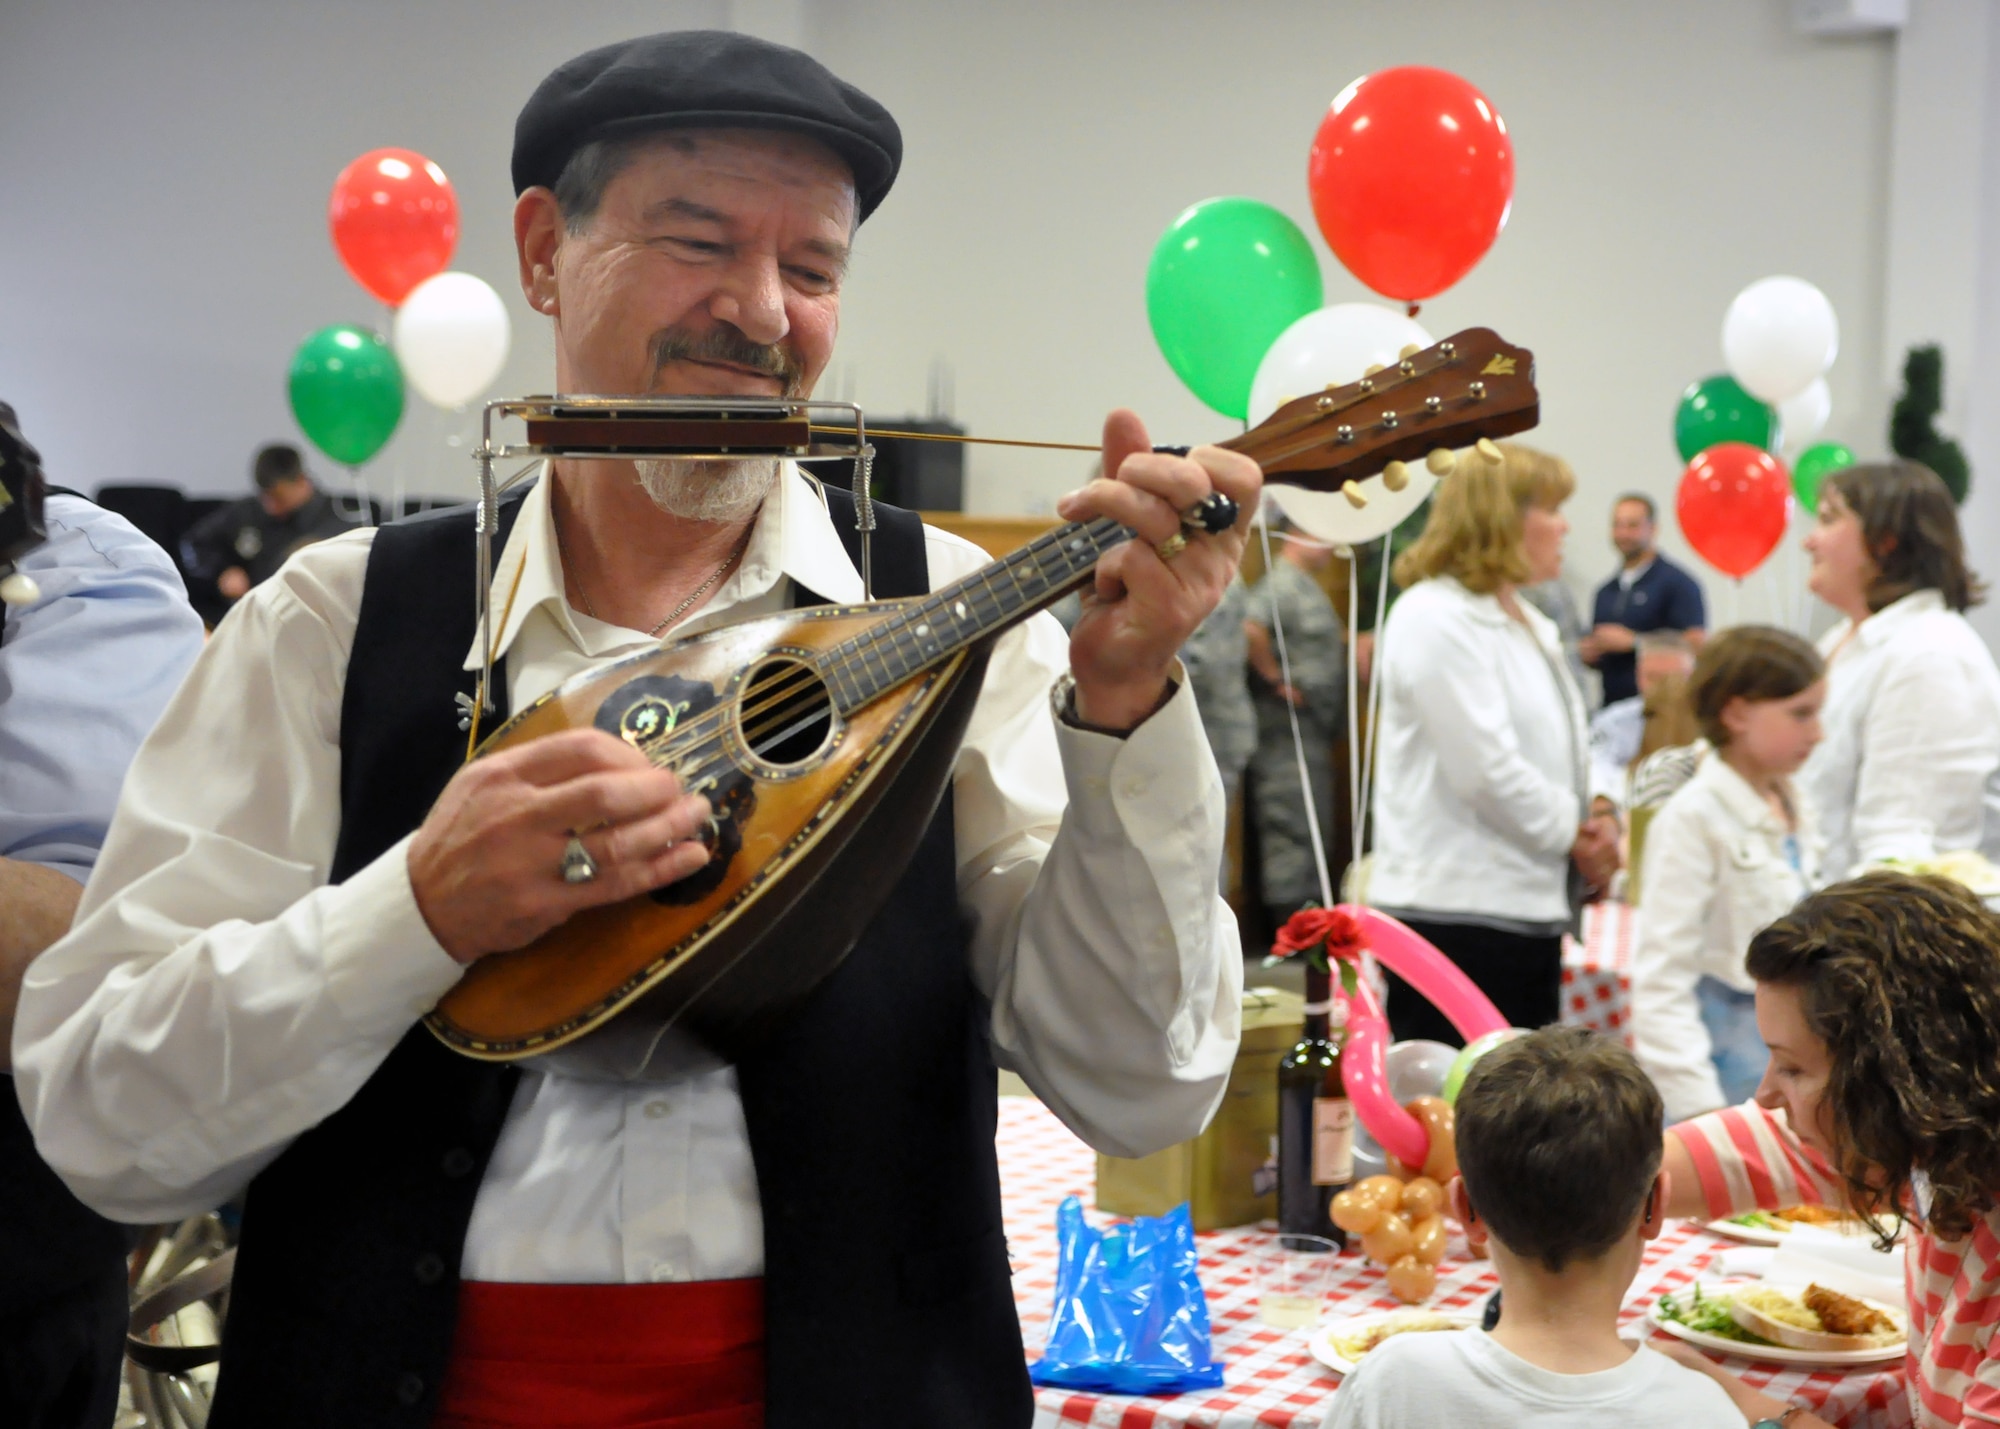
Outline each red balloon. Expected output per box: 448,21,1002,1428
328,148,459,306
1676,443,1792,579
1307,67,1515,303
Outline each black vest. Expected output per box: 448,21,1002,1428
208,487,1033,1429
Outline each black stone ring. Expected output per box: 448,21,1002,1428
1181,491,1240,535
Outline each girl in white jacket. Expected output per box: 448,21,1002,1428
1631,627,1825,1122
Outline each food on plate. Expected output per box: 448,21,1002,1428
1409,1214,1448,1266
1382,1254,1438,1305
1879,849,2000,894
1802,1285,1896,1339
1361,1211,1415,1266
1725,1204,1868,1235
1398,1176,1444,1222
1656,1285,1776,1346
1330,1188,1384,1235
1326,1309,1461,1361
1731,1284,1903,1351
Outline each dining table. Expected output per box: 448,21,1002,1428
1000,1095,1909,1429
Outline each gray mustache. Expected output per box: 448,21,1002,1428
651,328,802,392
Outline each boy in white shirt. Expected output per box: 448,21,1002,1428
1323,1027,1745,1429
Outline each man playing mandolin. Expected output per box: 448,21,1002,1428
17,31,1259,1429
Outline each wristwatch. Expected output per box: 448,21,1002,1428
1751,1406,1807,1428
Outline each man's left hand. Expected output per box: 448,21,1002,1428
1055,409,1261,731
1591,623,1637,655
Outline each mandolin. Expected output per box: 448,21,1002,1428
427,327,1538,1076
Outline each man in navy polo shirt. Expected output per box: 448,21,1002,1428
1581,493,1707,705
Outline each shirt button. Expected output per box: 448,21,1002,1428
413,1253,446,1286
395,1372,425,1407
643,1099,673,1120
440,1148,475,1179
1120,778,1147,800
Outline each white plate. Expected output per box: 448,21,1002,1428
1698,1216,1788,1247
1647,1281,1906,1367
1308,1311,1476,1375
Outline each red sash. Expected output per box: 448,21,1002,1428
433,1278,765,1429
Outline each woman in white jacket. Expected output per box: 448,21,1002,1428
1370,443,1619,1043
1631,627,1825,1122
1799,460,2000,879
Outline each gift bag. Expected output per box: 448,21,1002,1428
1028,1195,1225,1393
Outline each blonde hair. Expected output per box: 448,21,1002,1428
1393,442,1576,594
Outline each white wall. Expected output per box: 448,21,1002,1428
1,0,1904,629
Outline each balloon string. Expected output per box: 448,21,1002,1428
1255,513,1337,911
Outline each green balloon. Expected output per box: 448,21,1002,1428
1792,441,1855,512
1441,1027,1527,1105
1146,197,1323,420
288,324,405,466
1674,373,1777,463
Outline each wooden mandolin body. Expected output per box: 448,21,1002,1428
426,602,991,1075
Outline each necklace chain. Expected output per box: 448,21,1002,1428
554,504,754,638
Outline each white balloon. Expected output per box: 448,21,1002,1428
1249,303,1439,545
1721,275,1838,405
393,272,512,409
1247,303,1434,427
1777,377,1831,452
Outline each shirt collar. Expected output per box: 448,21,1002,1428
1617,555,1655,586
1852,587,1946,651
1698,753,1787,830
459,461,866,672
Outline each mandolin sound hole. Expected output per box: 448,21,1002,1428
737,656,836,768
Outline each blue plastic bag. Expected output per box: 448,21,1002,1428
1028,1195,1225,1393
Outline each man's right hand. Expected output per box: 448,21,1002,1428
407,728,712,964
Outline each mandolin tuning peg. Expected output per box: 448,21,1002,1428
1341,480,1368,509
1425,448,1457,476
1364,363,1385,378
1382,461,1410,492
1476,437,1504,466
1399,344,1421,360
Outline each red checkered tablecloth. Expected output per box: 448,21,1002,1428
1000,1096,1909,1428
1562,900,1634,1042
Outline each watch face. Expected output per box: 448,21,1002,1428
234,526,264,559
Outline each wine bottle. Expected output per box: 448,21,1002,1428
1277,962,1353,1246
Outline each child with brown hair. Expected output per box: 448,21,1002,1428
1323,1027,1738,1427
1631,625,1825,1122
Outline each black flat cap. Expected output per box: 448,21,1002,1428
513,30,901,222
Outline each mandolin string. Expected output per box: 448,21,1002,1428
632,515,1114,765
634,517,1125,783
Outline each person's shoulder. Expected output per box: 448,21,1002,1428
1625,1345,1743,1423
35,494,181,578
1654,553,1705,594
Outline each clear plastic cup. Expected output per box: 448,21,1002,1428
1258,1232,1339,1328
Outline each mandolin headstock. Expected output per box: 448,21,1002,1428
1224,327,1538,491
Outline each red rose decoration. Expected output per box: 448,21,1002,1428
1271,906,1367,969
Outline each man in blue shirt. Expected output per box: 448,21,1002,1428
0,404,205,1429
1581,494,1707,705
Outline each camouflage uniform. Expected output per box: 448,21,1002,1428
1178,576,1256,806
1246,561,1347,915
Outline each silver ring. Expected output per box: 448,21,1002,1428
559,834,599,885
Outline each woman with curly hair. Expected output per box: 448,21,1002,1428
1660,871,2000,1427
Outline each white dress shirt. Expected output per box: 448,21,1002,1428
15,467,1243,1284
1798,589,2000,880
1369,578,1590,930
1630,752,1818,1122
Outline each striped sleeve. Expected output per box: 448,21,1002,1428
1668,1103,1842,1220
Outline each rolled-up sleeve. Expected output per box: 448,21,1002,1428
0,499,205,883
941,540,1241,1158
